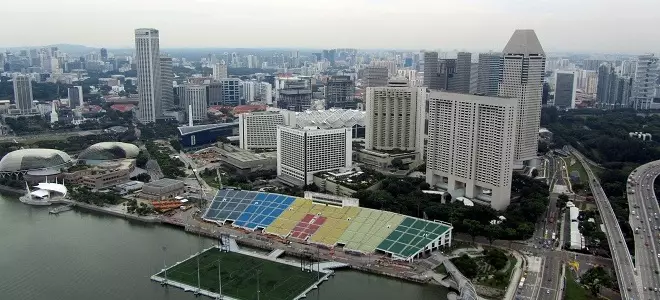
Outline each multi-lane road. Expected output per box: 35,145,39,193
572,149,641,300
628,160,660,299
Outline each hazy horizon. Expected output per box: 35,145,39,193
1,0,658,53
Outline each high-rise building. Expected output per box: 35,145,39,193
477,53,501,96
554,71,577,109
426,91,518,211
241,81,256,103
596,64,614,106
277,126,352,186
257,82,273,104
582,59,603,71
134,28,161,123
453,52,472,93
498,29,546,166
212,63,228,81
182,85,208,122
469,63,479,94
365,78,425,157
100,48,108,62
67,86,84,109
12,74,34,113
220,78,241,106
207,82,222,106
423,51,440,89
440,59,457,91
326,75,355,109
277,80,312,112
363,66,389,88
160,57,174,111
632,54,659,110
239,111,285,150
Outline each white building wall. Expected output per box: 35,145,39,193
426,91,518,211
183,85,207,121
277,126,352,185
212,63,228,81
239,111,285,150
135,28,161,123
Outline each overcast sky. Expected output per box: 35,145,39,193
2,0,658,53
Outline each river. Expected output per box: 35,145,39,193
0,194,449,300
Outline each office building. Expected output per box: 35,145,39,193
67,86,83,109
597,64,614,106
220,78,241,106
582,59,603,71
477,53,501,96
371,60,397,77
277,126,352,186
134,28,161,123
160,57,174,111
257,82,273,104
423,51,440,89
278,80,312,112
498,29,546,166
632,54,659,110
363,66,389,87
182,85,208,122
207,82,222,106
326,75,355,109
100,48,108,62
554,71,577,109
426,91,518,211
469,63,479,94
440,59,457,91
365,78,425,156
239,111,285,150
453,52,472,93
212,63,228,80
242,81,256,103
12,74,33,113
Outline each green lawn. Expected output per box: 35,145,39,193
159,249,321,300
565,155,589,184
564,267,597,300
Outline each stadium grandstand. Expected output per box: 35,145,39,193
202,189,453,262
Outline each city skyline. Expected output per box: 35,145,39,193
1,0,659,53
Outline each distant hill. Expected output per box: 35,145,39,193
2,44,99,56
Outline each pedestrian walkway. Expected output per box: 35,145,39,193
267,248,285,259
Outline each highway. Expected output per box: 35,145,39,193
571,148,641,300
628,160,660,299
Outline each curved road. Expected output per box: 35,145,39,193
628,160,660,299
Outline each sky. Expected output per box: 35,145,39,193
2,0,659,53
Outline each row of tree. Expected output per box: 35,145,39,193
144,141,185,178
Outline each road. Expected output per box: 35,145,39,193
571,148,640,299
628,160,660,298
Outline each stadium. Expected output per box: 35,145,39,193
77,142,140,163
0,148,73,178
203,189,453,262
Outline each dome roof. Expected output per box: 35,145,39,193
78,142,140,161
0,149,73,172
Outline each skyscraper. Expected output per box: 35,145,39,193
453,52,472,93
554,71,577,109
12,74,34,113
365,78,425,157
212,63,228,81
68,86,84,109
477,53,501,96
100,48,108,62
631,54,659,110
134,28,161,123
220,78,241,106
426,91,518,211
596,64,614,106
160,57,174,111
363,66,389,87
498,29,546,166
326,75,355,109
423,51,440,89
182,85,208,122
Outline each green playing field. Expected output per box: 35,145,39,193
158,248,321,300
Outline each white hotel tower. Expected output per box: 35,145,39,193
134,28,161,123
498,29,546,168
426,91,518,211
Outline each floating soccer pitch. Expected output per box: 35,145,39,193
156,248,321,300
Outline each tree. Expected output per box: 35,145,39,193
391,158,404,170
136,173,151,183
485,224,503,245
136,151,149,168
463,219,483,243
531,169,539,178
419,182,431,190
557,193,570,208
483,248,508,270
452,254,479,279
169,139,182,152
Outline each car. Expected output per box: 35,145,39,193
546,290,550,294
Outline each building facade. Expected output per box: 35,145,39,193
183,85,208,121
134,28,161,123
477,53,501,96
632,54,659,110
365,79,425,157
12,74,33,113
238,111,285,150
326,75,355,109
554,71,577,109
160,57,174,111
67,85,83,109
423,51,440,90
277,126,352,186
426,91,518,211
220,78,241,106
213,63,228,81
363,66,389,88
498,29,546,166
453,52,472,93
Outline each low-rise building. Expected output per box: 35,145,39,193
218,144,277,173
63,160,135,190
139,178,185,200
115,181,144,195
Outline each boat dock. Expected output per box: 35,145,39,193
49,204,74,215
